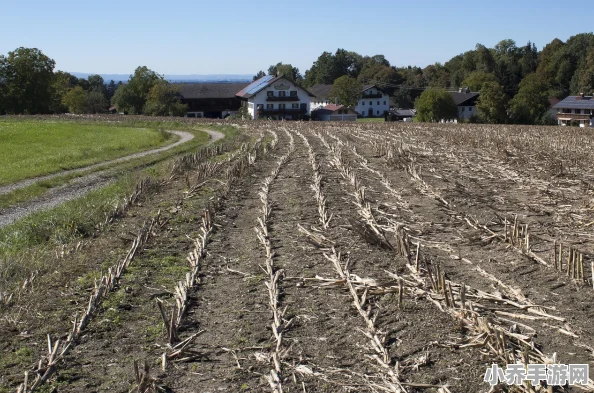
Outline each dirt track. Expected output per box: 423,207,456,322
0,129,223,228
2,123,594,393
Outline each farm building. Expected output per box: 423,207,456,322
553,94,594,127
309,84,391,118
178,83,248,119
311,104,357,121
449,87,479,121
236,75,314,120
386,108,416,122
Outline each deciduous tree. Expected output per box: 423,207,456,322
509,73,550,124
0,47,56,114
414,89,457,122
62,86,88,114
144,81,187,116
476,82,508,123
328,76,362,108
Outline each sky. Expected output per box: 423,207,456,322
1,0,592,76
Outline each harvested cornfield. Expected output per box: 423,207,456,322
2,121,594,393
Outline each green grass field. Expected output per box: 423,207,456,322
0,119,176,185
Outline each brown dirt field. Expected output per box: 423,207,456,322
1,122,594,393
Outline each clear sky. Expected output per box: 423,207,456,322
1,0,591,76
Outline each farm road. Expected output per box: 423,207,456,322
0,129,224,228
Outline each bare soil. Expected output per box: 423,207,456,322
1,122,593,393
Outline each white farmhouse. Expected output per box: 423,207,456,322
449,88,480,121
553,94,594,127
309,84,391,118
236,75,314,120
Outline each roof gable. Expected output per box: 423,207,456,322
553,96,594,110
178,83,249,99
236,75,314,98
449,91,480,106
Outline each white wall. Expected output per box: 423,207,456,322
247,80,311,120
355,87,390,117
311,99,330,111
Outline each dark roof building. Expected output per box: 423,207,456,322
448,89,480,121
552,94,594,127
177,82,249,118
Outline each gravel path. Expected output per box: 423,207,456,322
0,129,224,228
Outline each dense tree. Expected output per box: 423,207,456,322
414,89,457,122
111,66,162,114
87,91,108,113
105,80,120,102
50,70,78,113
253,70,266,81
144,81,187,116
461,71,498,92
0,47,56,114
268,63,302,83
476,82,508,123
303,49,363,86
62,86,88,114
391,89,416,109
328,76,362,108
509,73,550,124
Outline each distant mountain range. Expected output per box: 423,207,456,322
70,72,253,83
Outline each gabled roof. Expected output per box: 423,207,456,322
553,96,594,110
390,108,415,117
449,91,479,106
177,83,249,99
310,84,387,100
309,84,333,101
236,75,315,98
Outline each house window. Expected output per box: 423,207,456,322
377,110,380,115
279,103,286,109
291,103,299,109
266,104,273,109
369,101,372,105
362,101,365,105
384,101,386,105
290,91,297,97
377,101,380,105
267,91,274,97
279,91,286,97
575,109,581,114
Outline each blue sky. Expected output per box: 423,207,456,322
1,0,591,76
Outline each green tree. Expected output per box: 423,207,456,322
357,63,402,95
50,70,78,113
253,70,266,81
461,71,498,92
509,73,550,124
0,47,56,114
111,66,163,114
414,89,457,122
476,82,508,123
87,90,108,113
328,76,362,108
144,81,187,116
62,86,88,114
268,63,302,83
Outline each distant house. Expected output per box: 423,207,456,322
309,84,391,118
178,83,248,118
236,75,314,120
552,94,594,127
450,88,480,121
312,104,357,121
386,108,416,122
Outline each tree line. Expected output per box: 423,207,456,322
255,33,594,124
2,33,594,123
0,47,187,116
